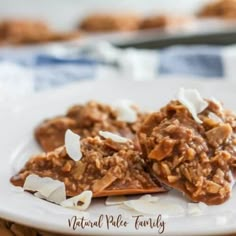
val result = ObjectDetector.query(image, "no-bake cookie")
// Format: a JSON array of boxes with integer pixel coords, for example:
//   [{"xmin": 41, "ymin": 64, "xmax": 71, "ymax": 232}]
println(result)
[
  {"xmin": 198, "ymin": 0, "xmax": 236, "ymax": 19},
  {"xmin": 35, "ymin": 101, "xmax": 146, "ymax": 152},
  {"xmin": 139, "ymin": 15, "xmax": 189, "ymax": 30},
  {"xmin": 139, "ymin": 95, "xmax": 236, "ymax": 205},
  {"xmin": 79, "ymin": 13, "xmax": 140, "ymax": 32},
  {"xmin": 0, "ymin": 20, "xmax": 80, "ymax": 45},
  {"xmin": 11, "ymin": 134, "xmax": 165, "ymax": 197}
]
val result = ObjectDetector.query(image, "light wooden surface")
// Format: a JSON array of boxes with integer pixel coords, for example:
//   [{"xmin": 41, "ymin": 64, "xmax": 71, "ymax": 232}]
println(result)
[
  {"xmin": 0, "ymin": 219, "xmax": 63, "ymax": 236},
  {"xmin": 1, "ymin": 218, "xmax": 236, "ymax": 236}
]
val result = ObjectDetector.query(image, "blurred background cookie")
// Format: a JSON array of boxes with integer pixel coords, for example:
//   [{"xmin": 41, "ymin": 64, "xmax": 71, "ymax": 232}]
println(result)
[
  {"xmin": 79, "ymin": 13, "xmax": 141, "ymax": 32},
  {"xmin": 198, "ymin": 0, "xmax": 236, "ymax": 19}
]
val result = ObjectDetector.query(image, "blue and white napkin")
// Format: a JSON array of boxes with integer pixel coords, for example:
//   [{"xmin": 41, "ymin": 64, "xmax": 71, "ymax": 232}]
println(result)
[{"xmin": 0, "ymin": 42, "xmax": 235, "ymax": 102}]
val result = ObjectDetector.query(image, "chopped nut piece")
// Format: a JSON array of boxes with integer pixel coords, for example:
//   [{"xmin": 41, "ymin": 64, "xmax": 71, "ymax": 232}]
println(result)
[
  {"xmin": 152, "ymin": 163, "xmax": 161, "ymax": 175},
  {"xmin": 149, "ymin": 137, "xmax": 176, "ymax": 161},
  {"xmin": 203, "ymin": 116, "xmax": 219, "ymax": 127},
  {"xmin": 181, "ymin": 167, "xmax": 192, "ymax": 183},
  {"xmin": 167, "ymin": 175, "xmax": 180, "ymax": 183},
  {"xmin": 206, "ymin": 181, "xmax": 221, "ymax": 194},
  {"xmin": 92, "ymin": 170, "xmax": 118, "ymax": 193},
  {"xmin": 186, "ymin": 148, "xmax": 196, "ymax": 161},
  {"xmin": 72, "ymin": 161, "xmax": 86, "ymax": 179},
  {"xmin": 160, "ymin": 162, "xmax": 171, "ymax": 176},
  {"xmin": 206, "ymin": 124, "xmax": 232, "ymax": 147},
  {"xmin": 62, "ymin": 161, "xmax": 72, "ymax": 172}
]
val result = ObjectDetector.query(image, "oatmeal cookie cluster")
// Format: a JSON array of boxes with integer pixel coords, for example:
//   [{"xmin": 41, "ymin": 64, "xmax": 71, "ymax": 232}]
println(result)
[
  {"xmin": 35, "ymin": 101, "xmax": 145, "ymax": 152},
  {"xmin": 79, "ymin": 13, "xmax": 190, "ymax": 32},
  {"xmin": 139, "ymin": 99, "xmax": 236, "ymax": 204},
  {"xmin": 0, "ymin": 20, "xmax": 80, "ymax": 45},
  {"xmin": 11, "ymin": 97, "xmax": 236, "ymax": 205},
  {"xmin": 11, "ymin": 136, "xmax": 164, "ymax": 197},
  {"xmin": 198, "ymin": 0, "xmax": 236, "ymax": 19}
]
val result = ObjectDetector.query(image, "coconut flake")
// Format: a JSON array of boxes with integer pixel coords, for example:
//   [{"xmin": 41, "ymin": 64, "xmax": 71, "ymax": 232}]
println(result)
[
  {"xmin": 34, "ymin": 191, "xmax": 65, "ymax": 206},
  {"xmin": 60, "ymin": 190, "xmax": 92, "ymax": 211},
  {"xmin": 139, "ymin": 194, "xmax": 159, "ymax": 202},
  {"xmin": 187, "ymin": 202, "xmax": 207, "ymax": 216},
  {"xmin": 65, "ymin": 129, "xmax": 82, "ymax": 161},
  {"xmin": 99, "ymin": 131, "xmax": 129, "ymax": 143},
  {"xmin": 177, "ymin": 88, "xmax": 208, "ymax": 123},
  {"xmin": 228, "ymin": 170, "xmax": 235, "ymax": 190},
  {"xmin": 123, "ymin": 195, "xmax": 184, "ymax": 216},
  {"xmin": 123, "ymin": 199, "xmax": 156, "ymax": 214},
  {"xmin": 187, "ymin": 203, "xmax": 202, "ymax": 216},
  {"xmin": 105, "ymin": 196, "xmax": 127, "ymax": 206},
  {"xmin": 34, "ymin": 192, "xmax": 46, "ymax": 199},
  {"xmin": 114, "ymin": 100, "xmax": 137, "ymax": 123},
  {"xmin": 123, "ymin": 199, "xmax": 184, "ymax": 216},
  {"xmin": 208, "ymin": 112, "xmax": 222, "ymax": 123},
  {"xmin": 23, "ymin": 174, "xmax": 66, "ymax": 204},
  {"xmin": 198, "ymin": 202, "xmax": 208, "ymax": 211}
]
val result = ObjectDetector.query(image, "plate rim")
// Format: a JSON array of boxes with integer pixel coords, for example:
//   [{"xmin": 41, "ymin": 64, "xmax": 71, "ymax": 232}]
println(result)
[{"xmin": 2, "ymin": 78, "xmax": 236, "ymax": 236}]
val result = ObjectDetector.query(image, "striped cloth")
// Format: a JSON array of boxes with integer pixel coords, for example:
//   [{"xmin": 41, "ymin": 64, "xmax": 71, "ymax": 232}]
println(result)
[
  {"xmin": 0, "ymin": 42, "xmax": 236, "ymax": 104},
  {"xmin": 1, "ymin": 42, "xmax": 236, "ymax": 103}
]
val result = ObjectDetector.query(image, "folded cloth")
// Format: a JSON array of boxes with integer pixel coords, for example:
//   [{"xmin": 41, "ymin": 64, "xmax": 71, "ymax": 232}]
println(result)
[
  {"xmin": 159, "ymin": 46, "xmax": 223, "ymax": 78},
  {"xmin": 0, "ymin": 42, "xmax": 234, "ymax": 102}
]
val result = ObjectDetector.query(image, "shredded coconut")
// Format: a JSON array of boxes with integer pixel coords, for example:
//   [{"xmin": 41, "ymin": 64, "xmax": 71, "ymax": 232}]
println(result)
[
  {"xmin": 99, "ymin": 131, "xmax": 129, "ymax": 143},
  {"xmin": 65, "ymin": 129, "xmax": 82, "ymax": 161},
  {"xmin": 177, "ymin": 88, "xmax": 208, "ymax": 123}
]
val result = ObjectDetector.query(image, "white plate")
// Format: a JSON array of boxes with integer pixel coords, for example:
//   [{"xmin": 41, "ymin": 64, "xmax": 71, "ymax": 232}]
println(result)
[{"xmin": 2, "ymin": 78, "xmax": 236, "ymax": 236}]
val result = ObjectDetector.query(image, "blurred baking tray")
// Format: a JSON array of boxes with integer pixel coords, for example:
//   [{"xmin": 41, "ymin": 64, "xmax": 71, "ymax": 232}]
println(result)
[
  {"xmin": 2, "ymin": 19, "xmax": 236, "ymax": 50},
  {"xmin": 80, "ymin": 19, "xmax": 236, "ymax": 49}
]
